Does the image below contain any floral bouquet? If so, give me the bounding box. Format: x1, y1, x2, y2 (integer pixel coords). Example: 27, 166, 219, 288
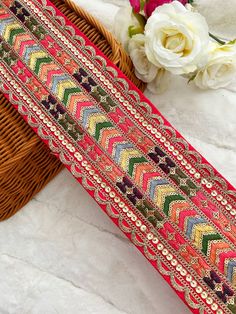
114, 0, 236, 93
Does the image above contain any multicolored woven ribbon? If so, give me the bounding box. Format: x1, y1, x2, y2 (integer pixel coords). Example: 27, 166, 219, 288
0, 1, 236, 313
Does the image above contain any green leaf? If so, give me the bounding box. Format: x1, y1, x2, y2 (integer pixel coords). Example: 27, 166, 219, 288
227, 39, 236, 45
188, 73, 197, 83
128, 25, 144, 38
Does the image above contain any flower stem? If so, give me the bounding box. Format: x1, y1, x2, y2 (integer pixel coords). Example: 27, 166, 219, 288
209, 32, 226, 45
140, 0, 145, 11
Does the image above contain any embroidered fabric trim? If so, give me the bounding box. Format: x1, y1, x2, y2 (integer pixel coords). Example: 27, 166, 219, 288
0, 1, 235, 313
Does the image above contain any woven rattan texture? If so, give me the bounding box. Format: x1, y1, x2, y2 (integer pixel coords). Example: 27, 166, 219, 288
0, 0, 145, 221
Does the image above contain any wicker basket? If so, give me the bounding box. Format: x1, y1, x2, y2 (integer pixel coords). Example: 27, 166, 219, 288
0, 0, 145, 221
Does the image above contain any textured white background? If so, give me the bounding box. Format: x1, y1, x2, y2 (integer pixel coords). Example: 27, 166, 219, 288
0, 1, 236, 313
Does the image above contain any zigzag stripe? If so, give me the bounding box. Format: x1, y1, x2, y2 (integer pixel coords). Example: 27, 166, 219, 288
34, 56, 52, 75
133, 163, 156, 188
39, 63, 60, 83
87, 113, 108, 136
191, 223, 216, 249
119, 148, 142, 172
22, 44, 41, 62
112, 138, 133, 163
168, 201, 192, 225
201, 234, 223, 255
99, 128, 120, 151
152, 185, 176, 208
97, 125, 117, 145
179, 210, 199, 230
70, 102, 94, 120
110, 133, 128, 157
218, 251, 236, 272
207, 241, 230, 265
0, 17, 15, 36
46, 69, 63, 87
185, 217, 206, 238
1, 21, 24, 45
67, 94, 91, 118
80, 107, 101, 127
0, 8, 11, 19
142, 172, 168, 191
3, 22, 20, 40
149, 177, 170, 200
14, 33, 34, 54
62, 87, 82, 105
49, 73, 68, 93
226, 260, 236, 284
94, 121, 113, 141
163, 194, 185, 216
128, 156, 147, 177
55, 80, 77, 100
219, 252, 236, 286
29, 50, 48, 70
113, 142, 134, 163
8, 26, 25, 45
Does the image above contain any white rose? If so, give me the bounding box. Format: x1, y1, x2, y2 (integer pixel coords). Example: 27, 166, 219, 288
114, 6, 142, 51
147, 68, 171, 94
128, 34, 158, 83
144, 1, 209, 75
194, 42, 236, 89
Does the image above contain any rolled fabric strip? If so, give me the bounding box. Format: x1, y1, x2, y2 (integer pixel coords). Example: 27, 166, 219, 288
0, 1, 235, 313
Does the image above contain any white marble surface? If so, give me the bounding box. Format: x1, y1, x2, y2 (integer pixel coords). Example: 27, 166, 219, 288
0, 1, 236, 313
